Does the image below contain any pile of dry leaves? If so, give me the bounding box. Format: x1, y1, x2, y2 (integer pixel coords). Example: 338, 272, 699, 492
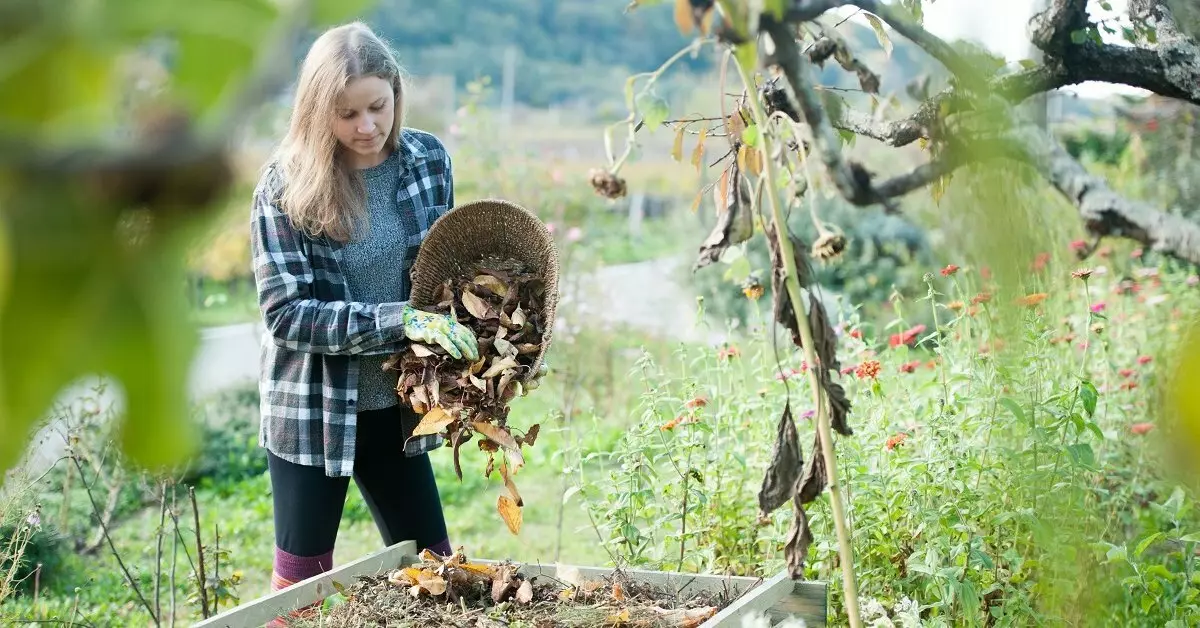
385, 256, 547, 534
320, 549, 729, 628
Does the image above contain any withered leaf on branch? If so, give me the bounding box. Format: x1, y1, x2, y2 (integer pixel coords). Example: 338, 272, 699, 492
765, 220, 812, 349
807, 293, 840, 372
820, 370, 854, 436
693, 161, 754, 272
758, 402, 803, 517
796, 431, 827, 505
784, 498, 814, 580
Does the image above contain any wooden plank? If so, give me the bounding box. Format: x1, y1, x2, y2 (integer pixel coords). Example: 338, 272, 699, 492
192, 540, 417, 628
767, 579, 827, 626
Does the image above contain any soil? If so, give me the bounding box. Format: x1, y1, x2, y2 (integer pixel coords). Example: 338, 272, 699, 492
306, 552, 739, 628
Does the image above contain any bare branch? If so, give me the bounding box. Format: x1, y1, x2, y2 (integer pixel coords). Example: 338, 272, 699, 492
874, 154, 966, 199
763, 17, 887, 208
1014, 125, 1200, 264
852, 0, 986, 90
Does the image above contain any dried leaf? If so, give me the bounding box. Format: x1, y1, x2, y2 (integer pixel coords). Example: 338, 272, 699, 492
820, 370, 854, 436
494, 337, 516, 358
519, 424, 540, 447
612, 582, 625, 601
690, 126, 707, 172
482, 356, 521, 379
758, 402, 802, 516
491, 565, 517, 603
473, 421, 521, 453
671, 124, 685, 161
797, 432, 827, 504
650, 605, 719, 627
473, 274, 508, 297
410, 343, 436, 357
511, 305, 526, 328
607, 609, 631, 625
497, 494, 522, 534
500, 457, 524, 507
417, 573, 447, 596
765, 220, 812, 348
515, 579, 534, 604
808, 293, 841, 372
412, 406, 455, 437
694, 161, 753, 272
461, 289, 496, 320
469, 374, 486, 391
784, 500, 814, 579
451, 428, 467, 481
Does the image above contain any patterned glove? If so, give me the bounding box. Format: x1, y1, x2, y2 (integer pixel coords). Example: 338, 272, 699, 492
400, 304, 479, 361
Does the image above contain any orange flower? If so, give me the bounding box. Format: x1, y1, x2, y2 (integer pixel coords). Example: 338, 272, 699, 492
1137, 355, 1153, 365
885, 432, 909, 450
888, 324, 926, 348
855, 360, 881, 379
1119, 368, 1135, 378
900, 360, 920, 373
1119, 380, 1138, 391
1032, 252, 1051, 271
743, 283, 764, 300
718, 346, 741, 361
941, 264, 959, 277
1130, 422, 1155, 435
947, 300, 964, 312
1017, 293, 1049, 307
849, 329, 863, 339
971, 292, 992, 305
684, 396, 708, 410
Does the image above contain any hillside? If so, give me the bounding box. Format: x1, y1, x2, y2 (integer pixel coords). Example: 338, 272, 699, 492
359, 1, 948, 110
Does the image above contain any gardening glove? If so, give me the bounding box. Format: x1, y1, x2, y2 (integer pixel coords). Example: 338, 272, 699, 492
400, 304, 479, 361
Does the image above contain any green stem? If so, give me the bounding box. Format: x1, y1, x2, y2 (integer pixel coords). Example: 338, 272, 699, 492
733, 56, 863, 628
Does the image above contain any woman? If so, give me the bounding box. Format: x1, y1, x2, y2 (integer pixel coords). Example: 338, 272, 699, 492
249, 21, 479, 614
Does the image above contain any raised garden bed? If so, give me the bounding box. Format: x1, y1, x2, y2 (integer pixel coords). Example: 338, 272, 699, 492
192, 541, 828, 627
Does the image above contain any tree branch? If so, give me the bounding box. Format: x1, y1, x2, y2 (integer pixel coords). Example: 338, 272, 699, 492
763, 17, 886, 208
873, 153, 966, 199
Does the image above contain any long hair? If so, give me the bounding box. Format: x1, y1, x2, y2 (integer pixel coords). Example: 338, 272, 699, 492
275, 22, 405, 242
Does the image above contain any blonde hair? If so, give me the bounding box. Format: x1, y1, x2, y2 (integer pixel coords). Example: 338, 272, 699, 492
275, 22, 405, 242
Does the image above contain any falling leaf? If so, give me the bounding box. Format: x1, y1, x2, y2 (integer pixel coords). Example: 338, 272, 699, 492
497, 494, 523, 534
519, 424, 540, 447
461, 289, 496, 320
758, 402, 802, 516
411, 406, 455, 437
516, 579, 534, 604
500, 458, 524, 506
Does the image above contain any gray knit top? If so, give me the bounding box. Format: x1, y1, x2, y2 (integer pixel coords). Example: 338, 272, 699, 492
341, 149, 414, 411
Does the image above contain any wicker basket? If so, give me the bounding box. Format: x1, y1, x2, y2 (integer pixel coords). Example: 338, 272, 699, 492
408, 199, 559, 381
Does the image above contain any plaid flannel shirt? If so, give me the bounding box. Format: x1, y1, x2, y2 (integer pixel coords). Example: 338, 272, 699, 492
251, 128, 453, 478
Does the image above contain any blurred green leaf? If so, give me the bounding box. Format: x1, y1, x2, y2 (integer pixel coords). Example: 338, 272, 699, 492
173, 32, 258, 114
636, 90, 670, 130
314, 0, 378, 25
741, 125, 760, 148
0, 36, 114, 135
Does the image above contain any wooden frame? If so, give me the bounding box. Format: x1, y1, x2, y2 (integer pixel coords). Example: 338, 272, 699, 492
194, 541, 827, 627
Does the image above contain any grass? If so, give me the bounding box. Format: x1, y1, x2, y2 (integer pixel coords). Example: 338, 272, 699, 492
0, 325, 680, 627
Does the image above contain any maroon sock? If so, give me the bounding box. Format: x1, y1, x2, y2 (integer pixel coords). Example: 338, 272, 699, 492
271, 546, 334, 591
424, 537, 452, 557
269, 547, 333, 627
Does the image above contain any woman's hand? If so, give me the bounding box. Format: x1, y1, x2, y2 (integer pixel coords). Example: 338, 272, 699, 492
400, 305, 479, 361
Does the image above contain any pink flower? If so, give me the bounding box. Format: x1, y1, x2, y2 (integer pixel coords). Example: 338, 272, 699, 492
1131, 422, 1155, 435
801, 409, 815, 420
566, 227, 583, 242
1069, 239, 1088, 251
1091, 302, 1106, 313
545, 222, 556, 234
551, 169, 564, 183
1137, 355, 1153, 365
448, 123, 462, 136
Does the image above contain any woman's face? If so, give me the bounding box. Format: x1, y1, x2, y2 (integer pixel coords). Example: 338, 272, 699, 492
332, 75, 395, 166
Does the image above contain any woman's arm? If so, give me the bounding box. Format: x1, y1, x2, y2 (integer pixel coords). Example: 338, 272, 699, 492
250, 169, 406, 356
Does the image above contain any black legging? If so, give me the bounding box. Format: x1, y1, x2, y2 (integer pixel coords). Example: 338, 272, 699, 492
267, 404, 449, 557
